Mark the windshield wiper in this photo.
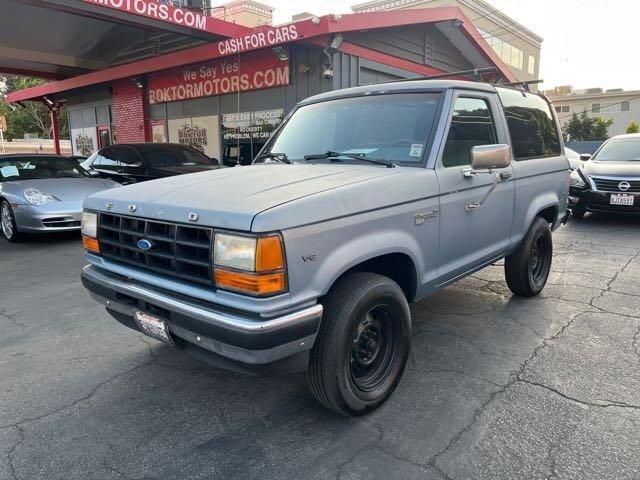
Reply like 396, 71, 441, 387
254, 152, 291, 164
304, 151, 395, 168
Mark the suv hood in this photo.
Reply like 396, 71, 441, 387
582, 160, 640, 177
84, 164, 401, 231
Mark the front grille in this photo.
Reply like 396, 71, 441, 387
98, 213, 214, 285
592, 177, 640, 193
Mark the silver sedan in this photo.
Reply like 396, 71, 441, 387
0, 155, 120, 242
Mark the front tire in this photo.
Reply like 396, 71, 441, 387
307, 273, 411, 416
1, 201, 22, 242
504, 217, 553, 297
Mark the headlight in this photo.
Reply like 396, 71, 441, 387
23, 188, 59, 206
570, 170, 586, 188
81, 211, 98, 237
213, 232, 286, 296
214, 234, 258, 271
81, 211, 100, 253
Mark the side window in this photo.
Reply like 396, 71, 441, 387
94, 149, 117, 169
442, 97, 497, 168
497, 87, 561, 161
119, 148, 143, 168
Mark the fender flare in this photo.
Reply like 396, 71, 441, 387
521, 192, 559, 236
309, 228, 424, 299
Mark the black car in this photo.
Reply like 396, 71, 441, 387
81, 143, 221, 184
569, 134, 640, 218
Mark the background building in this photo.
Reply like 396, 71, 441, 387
351, 0, 542, 86
546, 87, 640, 137
209, 0, 274, 27
4, 0, 516, 161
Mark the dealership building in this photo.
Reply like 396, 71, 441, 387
4, 0, 519, 163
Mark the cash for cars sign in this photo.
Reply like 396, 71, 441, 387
148, 51, 290, 104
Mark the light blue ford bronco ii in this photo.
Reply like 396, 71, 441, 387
81, 80, 570, 416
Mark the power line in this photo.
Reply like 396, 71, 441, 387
556, 96, 640, 120
467, 2, 533, 43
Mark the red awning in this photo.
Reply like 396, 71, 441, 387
5, 6, 517, 103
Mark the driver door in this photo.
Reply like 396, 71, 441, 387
435, 92, 515, 285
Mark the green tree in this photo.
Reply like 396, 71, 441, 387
627, 120, 640, 134
0, 76, 69, 141
562, 111, 613, 141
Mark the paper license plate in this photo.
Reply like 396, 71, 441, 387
134, 312, 174, 344
610, 194, 635, 206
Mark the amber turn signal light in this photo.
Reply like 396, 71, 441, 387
256, 235, 285, 271
215, 269, 286, 296
82, 235, 100, 254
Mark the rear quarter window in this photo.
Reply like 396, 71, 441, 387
497, 87, 561, 160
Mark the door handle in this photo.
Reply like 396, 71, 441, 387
500, 172, 512, 181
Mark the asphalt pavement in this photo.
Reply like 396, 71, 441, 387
1, 214, 639, 480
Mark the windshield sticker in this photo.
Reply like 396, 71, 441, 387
409, 144, 424, 158
0, 166, 19, 178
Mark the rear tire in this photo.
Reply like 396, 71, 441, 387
504, 217, 553, 297
1, 201, 22, 242
307, 272, 411, 416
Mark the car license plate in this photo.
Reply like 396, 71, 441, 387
610, 194, 635, 206
134, 312, 174, 344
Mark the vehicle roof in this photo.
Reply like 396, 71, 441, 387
104, 143, 192, 151
300, 79, 501, 105
610, 133, 640, 140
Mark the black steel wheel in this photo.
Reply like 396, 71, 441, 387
307, 272, 411, 416
505, 216, 553, 297
349, 306, 400, 393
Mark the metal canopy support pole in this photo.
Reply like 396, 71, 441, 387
50, 108, 61, 155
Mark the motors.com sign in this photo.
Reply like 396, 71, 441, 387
148, 52, 290, 104
84, 0, 208, 30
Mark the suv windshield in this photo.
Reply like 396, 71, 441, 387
592, 137, 640, 161
140, 146, 217, 168
0, 156, 90, 181
266, 93, 442, 165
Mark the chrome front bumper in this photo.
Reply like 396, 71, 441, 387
81, 265, 323, 369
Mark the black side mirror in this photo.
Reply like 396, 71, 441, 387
579, 154, 591, 161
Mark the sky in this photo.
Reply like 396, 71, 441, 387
244, 0, 640, 91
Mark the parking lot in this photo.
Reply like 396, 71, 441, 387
1, 214, 639, 480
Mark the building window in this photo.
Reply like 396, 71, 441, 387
622, 101, 631, 112
528, 55, 535, 75
554, 105, 570, 113
481, 30, 525, 70
594, 103, 622, 114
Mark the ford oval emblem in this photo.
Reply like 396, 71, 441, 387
137, 239, 153, 251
